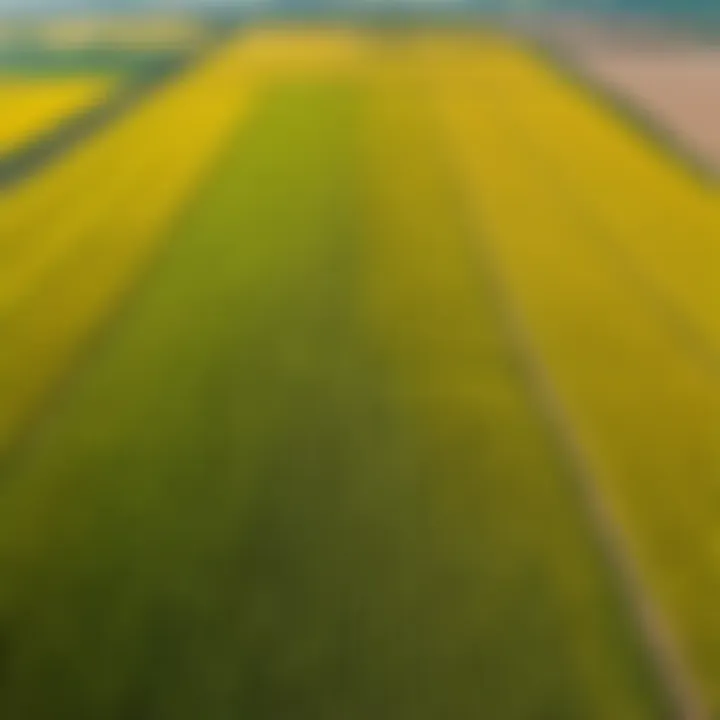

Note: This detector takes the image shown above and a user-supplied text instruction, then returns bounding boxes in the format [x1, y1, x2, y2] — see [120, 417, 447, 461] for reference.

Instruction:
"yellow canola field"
[0, 76, 113, 154]
[478, 47, 720, 363]
[0, 35, 254, 452]
[359, 54, 663, 719]
[420, 37, 720, 714]
[239, 27, 368, 78]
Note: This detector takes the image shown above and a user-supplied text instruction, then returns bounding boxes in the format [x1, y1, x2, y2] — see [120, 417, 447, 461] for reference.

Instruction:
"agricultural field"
[0, 15, 217, 183]
[425, 35, 720, 715]
[550, 26, 720, 176]
[0, 75, 114, 154]
[0, 23, 719, 719]
[0, 33, 254, 451]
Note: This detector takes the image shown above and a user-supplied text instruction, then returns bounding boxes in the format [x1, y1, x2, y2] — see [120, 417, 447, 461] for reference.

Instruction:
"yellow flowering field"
[0, 76, 114, 154]
[423, 35, 720, 715]
[0, 36, 255, 452]
[1, 26, 718, 720]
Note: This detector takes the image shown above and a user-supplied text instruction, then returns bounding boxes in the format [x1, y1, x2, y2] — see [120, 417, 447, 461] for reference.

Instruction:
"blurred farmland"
[0, 15, 215, 184]
[1, 14, 719, 720]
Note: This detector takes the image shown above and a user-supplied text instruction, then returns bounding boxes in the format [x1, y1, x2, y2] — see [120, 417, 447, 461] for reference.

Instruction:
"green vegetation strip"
[0, 46, 191, 77]
[0, 79, 661, 718]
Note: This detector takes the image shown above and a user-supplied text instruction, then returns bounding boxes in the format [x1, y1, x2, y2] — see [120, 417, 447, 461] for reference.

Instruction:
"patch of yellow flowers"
[0, 75, 113, 154]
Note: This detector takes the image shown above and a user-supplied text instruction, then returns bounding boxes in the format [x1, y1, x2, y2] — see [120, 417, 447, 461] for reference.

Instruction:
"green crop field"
[1, 26, 718, 719]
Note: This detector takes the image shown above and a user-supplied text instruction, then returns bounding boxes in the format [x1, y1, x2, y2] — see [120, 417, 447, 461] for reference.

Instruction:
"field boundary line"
[421, 63, 709, 720]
